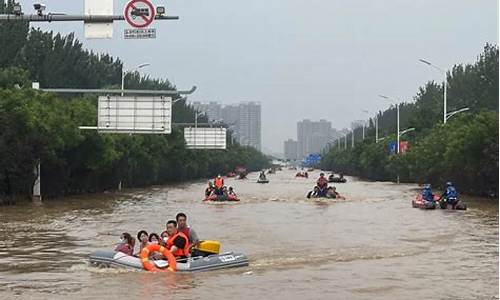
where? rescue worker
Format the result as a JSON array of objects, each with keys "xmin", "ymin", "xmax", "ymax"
[
  {"xmin": 176, "ymin": 212, "xmax": 200, "ymax": 246},
  {"xmin": 165, "ymin": 220, "xmax": 190, "ymax": 259},
  {"xmin": 214, "ymin": 175, "xmax": 224, "ymax": 195},
  {"xmin": 316, "ymin": 173, "xmax": 328, "ymax": 197},
  {"xmin": 422, "ymin": 184, "xmax": 435, "ymax": 203},
  {"xmin": 440, "ymin": 182, "xmax": 459, "ymax": 208}
]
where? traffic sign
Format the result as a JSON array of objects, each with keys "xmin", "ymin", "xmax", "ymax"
[
  {"xmin": 124, "ymin": 0, "xmax": 155, "ymax": 28},
  {"xmin": 124, "ymin": 28, "xmax": 156, "ymax": 39}
]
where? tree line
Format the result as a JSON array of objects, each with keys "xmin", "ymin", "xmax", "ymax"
[
  {"xmin": 0, "ymin": 1, "xmax": 269, "ymax": 201},
  {"xmin": 321, "ymin": 44, "xmax": 498, "ymax": 197}
]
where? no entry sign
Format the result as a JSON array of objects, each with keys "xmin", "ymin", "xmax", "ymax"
[{"xmin": 124, "ymin": 0, "xmax": 155, "ymax": 28}]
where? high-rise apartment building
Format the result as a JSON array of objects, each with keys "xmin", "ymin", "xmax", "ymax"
[
  {"xmin": 295, "ymin": 119, "xmax": 333, "ymax": 158},
  {"xmin": 190, "ymin": 101, "xmax": 261, "ymax": 151},
  {"xmin": 284, "ymin": 139, "xmax": 298, "ymax": 160}
]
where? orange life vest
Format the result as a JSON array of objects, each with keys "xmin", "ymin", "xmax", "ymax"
[
  {"xmin": 166, "ymin": 232, "xmax": 190, "ymax": 257},
  {"xmin": 214, "ymin": 177, "xmax": 224, "ymax": 189},
  {"xmin": 179, "ymin": 227, "xmax": 191, "ymax": 241}
]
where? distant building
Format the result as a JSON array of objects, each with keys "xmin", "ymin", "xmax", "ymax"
[
  {"xmin": 351, "ymin": 120, "xmax": 365, "ymax": 130},
  {"xmin": 296, "ymin": 119, "xmax": 334, "ymax": 158},
  {"xmin": 284, "ymin": 139, "xmax": 298, "ymax": 160},
  {"xmin": 190, "ymin": 101, "xmax": 261, "ymax": 151},
  {"xmin": 192, "ymin": 101, "xmax": 222, "ymax": 121},
  {"xmin": 238, "ymin": 102, "xmax": 261, "ymax": 151}
]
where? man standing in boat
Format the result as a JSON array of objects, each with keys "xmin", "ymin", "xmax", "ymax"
[
  {"xmin": 214, "ymin": 175, "xmax": 225, "ymax": 195},
  {"xmin": 176, "ymin": 212, "xmax": 200, "ymax": 249}
]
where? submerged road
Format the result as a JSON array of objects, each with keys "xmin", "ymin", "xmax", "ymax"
[{"xmin": 0, "ymin": 170, "xmax": 498, "ymax": 300}]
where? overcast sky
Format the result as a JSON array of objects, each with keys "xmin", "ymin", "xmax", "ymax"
[{"xmin": 18, "ymin": 0, "xmax": 498, "ymax": 153}]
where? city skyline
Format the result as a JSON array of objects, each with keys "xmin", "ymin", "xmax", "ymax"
[{"xmin": 192, "ymin": 101, "xmax": 262, "ymax": 151}]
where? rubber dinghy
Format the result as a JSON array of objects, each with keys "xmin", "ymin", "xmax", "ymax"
[
  {"xmin": 328, "ymin": 176, "xmax": 346, "ymax": 183},
  {"xmin": 89, "ymin": 250, "xmax": 249, "ymax": 272},
  {"xmin": 412, "ymin": 194, "xmax": 439, "ymax": 209},
  {"xmin": 306, "ymin": 190, "xmax": 345, "ymax": 200},
  {"xmin": 257, "ymin": 178, "xmax": 269, "ymax": 184},
  {"xmin": 204, "ymin": 194, "xmax": 240, "ymax": 202}
]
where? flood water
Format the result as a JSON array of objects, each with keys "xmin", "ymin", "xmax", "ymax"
[{"xmin": 0, "ymin": 170, "xmax": 498, "ymax": 300}]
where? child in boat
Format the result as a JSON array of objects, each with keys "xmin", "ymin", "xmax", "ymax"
[{"xmin": 115, "ymin": 232, "xmax": 134, "ymax": 256}]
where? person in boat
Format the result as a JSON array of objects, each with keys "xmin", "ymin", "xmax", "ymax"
[
  {"xmin": 137, "ymin": 230, "xmax": 149, "ymax": 252},
  {"xmin": 146, "ymin": 233, "xmax": 163, "ymax": 259},
  {"xmin": 165, "ymin": 220, "xmax": 191, "ymax": 259},
  {"xmin": 328, "ymin": 173, "xmax": 335, "ymax": 181},
  {"xmin": 316, "ymin": 173, "xmax": 329, "ymax": 197},
  {"xmin": 259, "ymin": 171, "xmax": 267, "ymax": 181},
  {"xmin": 214, "ymin": 175, "xmax": 225, "ymax": 195},
  {"xmin": 422, "ymin": 184, "xmax": 435, "ymax": 203},
  {"xmin": 440, "ymin": 182, "xmax": 459, "ymax": 208},
  {"xmin": 228, "ymin": 186, "xmax": 237, "ymax": 196},
  {"xmin": 327, "ymin": 186, "xmax": 345, "ymax": 199},
  {"xmin": 159, "ymin": 231, "xmax": 169, "ymax": 246},
  {"xmin": 148, "ymin": 233, "xmax": 160, "ymax": 245},
  {"xmin": 304, "ymin": 172, "xmax": 309, "ymax": 178},
  {"xmin": 176, "ymin": 212, "xmax": 200, "ymax": 248},
  {"xmin": 205, "ymin": 181, "xmax": 214, "ymax": 197},
  {"xmin": 115, "ymin": 232, "xmax": 134, "ymax": 256}
]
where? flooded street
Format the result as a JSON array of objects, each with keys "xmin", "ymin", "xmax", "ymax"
[{"xmin": 0, "ymin": 170, "xmax": 498, "ymax": 300}]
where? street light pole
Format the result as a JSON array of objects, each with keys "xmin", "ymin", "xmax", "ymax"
[
  {"xmin": 375, "ymin": 115, "xmax": 379, "ymax": 143},
  {"xmin": 419, "ymin": 59, "xmax": 447, "ymax": 124},
  {"xmin": 446, "ymin": 107, "xmax": 470, "ymax": 121},
  {"xmin": 121, "ymin": 63, "xmax": 150, "ymax": 96},
  {"xmin": 397, "ymin": 103, "xmax": 400, "ymax": 154},
  {"xmin": 351, "ymin": 131, "xmax": 354, "ymax": 148},
  {"xmin": 344, "ymin": 135, "xmax": 347, "ymax": 149},
  {"xmin": 361, "ymin": 110, "xmax": 369, "ymax": 141}
]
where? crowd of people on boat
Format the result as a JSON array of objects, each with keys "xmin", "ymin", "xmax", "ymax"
[
  {"xmin": 115, "ymin": 212, "xmax": 199, "ymax": 260},
  {"xmin": 310, "ymin": 172, "xmax": 345, "ymax": 199},
  {"xmin": 204, "ymin": 175, "xmax": 238, "ymax": 198}
]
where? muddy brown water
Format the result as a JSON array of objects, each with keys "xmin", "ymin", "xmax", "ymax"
[{"xmin": 0, "ymin": 170, "xmax": 498, "ymax": 300}]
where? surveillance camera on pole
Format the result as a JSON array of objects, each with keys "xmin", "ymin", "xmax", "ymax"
[{"xmin": 33, "ymin": 3, "xmax": 46, "ymax": 16}]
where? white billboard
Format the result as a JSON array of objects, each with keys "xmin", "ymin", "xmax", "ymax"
[
  {"xmin": 84, "ymin": 0, "xmax": 113, "ymax": 39},
  {"xmin": 184, "ymin": 127, "xmax": 227, "ymax": 149},
  {"xmin": 97, "ymin": 95, "xmax": 171, "ymax": 134}
]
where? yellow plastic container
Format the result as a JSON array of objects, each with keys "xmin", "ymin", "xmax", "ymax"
[{"xmin": 196, "ymin": 240, "xmax": 221, "ymax": 254}]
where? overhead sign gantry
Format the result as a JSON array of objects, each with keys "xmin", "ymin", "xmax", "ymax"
[{"xmin": 0, "ymin": 0, "xmax": 178, "ymax": 39}]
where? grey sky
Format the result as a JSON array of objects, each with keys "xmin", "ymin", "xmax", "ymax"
[{"xmin": 18, "ymin": 0, "xmax": 498, "ymax": 153}]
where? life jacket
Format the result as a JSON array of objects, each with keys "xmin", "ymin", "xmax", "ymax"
[
  {"xmin": 178, "ymin": 227, "xmax": 191, "ymax": 241},
  {"xmin": 317, "ymin": 177, "xmax": 328, "ymax": 187},
  {"xmin": 166, "ymin": 232, "xmax": 190, "ymax": 257},
  {"xmin": 446, "ymin": 186, "xmax": 458, "ymax": 199},
  {"xmin": 214, "ymin": 177, "xmax": 224, "ymax": 189},
  {"xmin": 422, "ymin": 188, "xmax": 434, "ymax": 201}
]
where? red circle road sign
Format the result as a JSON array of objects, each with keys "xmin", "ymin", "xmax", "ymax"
[{"xmin": 124, "ymin": 0, "xmax": 156, "ymax": 28}]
